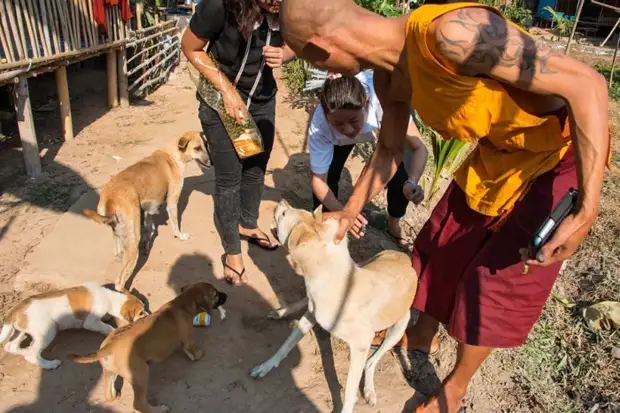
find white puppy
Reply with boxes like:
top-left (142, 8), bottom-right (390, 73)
top-left (0, 282), bottom-right (147, 370)
top-left (250, 200), bottom-right (417, 413)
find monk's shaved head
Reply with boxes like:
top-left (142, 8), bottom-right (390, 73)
top-left (280, 0), bottom-right (408, 73)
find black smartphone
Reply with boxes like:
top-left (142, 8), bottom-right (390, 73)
top-left (527, 188), bottom-right (579, 262)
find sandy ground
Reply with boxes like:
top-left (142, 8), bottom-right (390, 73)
top-left (0, 61), bottom-right (531, 413)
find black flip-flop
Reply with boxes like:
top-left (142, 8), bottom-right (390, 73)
top-left (370, 343), bottom-right (439, 357)
top-left (385, 230), bottom-right (410, 249)
top-left (241, 234), bottom-right (278, 250)
top-left (222, 255), bottom-right (247, 285)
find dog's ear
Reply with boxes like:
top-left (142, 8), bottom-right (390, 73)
top-left (312, 204), bottom-right (323, 222)
top-left (178, 135), bottom-right (191, 152)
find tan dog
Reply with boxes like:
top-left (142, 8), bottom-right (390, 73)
top-left (250, 200), bottom-right (417, 413)
top-left (68, 282), bottom-right (227, 413)
top-left (0, 282), bottom-right (146, 370)
top-left (84, 131), bottom-right (210, 291)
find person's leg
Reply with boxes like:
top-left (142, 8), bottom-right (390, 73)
top-left (418, 344), bottom-right (492, 413)
top-left (238, 97), bottom-right (278, 247)
top-left (312, 144), bottom-right (354, 212)
top-left (386, 162), bottom-right (409, 245)
top-left (198, 104), bottom-right (245, 283)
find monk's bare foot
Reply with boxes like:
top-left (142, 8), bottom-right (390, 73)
top-left (418, 381), bottom-right (467, 413)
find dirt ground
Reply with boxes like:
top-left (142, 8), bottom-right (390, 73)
top-left (0, 48), bottom-right (616, 413)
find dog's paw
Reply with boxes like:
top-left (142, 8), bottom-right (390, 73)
top-left (249, 361), bottom-right (275, 379)
top-left (363, 386), bottom-right (377, 407)
top-left (175, 232), bottom-right (190, 241)
top-left (193, 348), bottom-right (204, 361)
top-left (154, 404), bottom-right (170, 413)
top-left (41, 359), bottom-right (62, 370)
top-left (267, 308), bottom-right (285, 320)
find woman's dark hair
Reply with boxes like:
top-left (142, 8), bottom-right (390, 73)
top-left (226, 0), bottom-right (263, 40)
top-left (319, 75), bottom-right (367, 114)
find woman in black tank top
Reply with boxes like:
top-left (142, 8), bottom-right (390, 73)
top-left (182, 0), bottom-right (295, 285)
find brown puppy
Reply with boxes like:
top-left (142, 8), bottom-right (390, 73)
top-left (68, 282), bottom-right (227, 413)
top-left (84, 131), bottom-right (211, 291)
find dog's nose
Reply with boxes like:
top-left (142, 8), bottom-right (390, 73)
top-left (216, 292), bottom-right (228, 307)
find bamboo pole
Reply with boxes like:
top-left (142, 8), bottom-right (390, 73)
top-left (107, 50), bottom-right (118, 108)
top-left (5, 0), bottom-right (26, 59)
top-left (30, 0), bottom-right (48, 56)
top-left (127, 36), bottom-right (178, 64)
top-left (601, 17), bottom-right (620, 48)
top-left (14, 75), bottom-right (42, 178)
top-left (136, 1), bottom-right (143, 31)
top-left (38, 0), bottom-right (52, 55)
top-left (50, 0), bottom-right (62, 53)
top-left (45, 0), bottom-right (60, 54)
top-left (565, 0), bottom-right (585, 55)
top-left (66, 0), bottom-right (78, 49)
top-left (129, 45), bottom-right (178, 92)
top-left (14, 0), bottom-right (30, 58)
top-left (126, 26), bottom-right (177, 48)
top-left (133, 53), bottom-right (177, 94)
top-left (0, 1), bottom-right (15, 62)
top-left (23, 0), bottom-right (41, 58)
top-left (117, 47), bottom-right (129, 107)
top-left (76, 0), bottom-right (87, 48)
top-left (86, 0), bottom-right (97, 46)
top-left (55, 65), bottom-right (73, 140)
top-left (18, 0), bottom-right (37, 58)
top-left (609, 32), bottom-right (620, 90)
top-left (56, 0), bottom-right (71, 52)
top-left (127, 43), bottom-right (177, 76)
top-left (1, 38), bottom-right (127, 70)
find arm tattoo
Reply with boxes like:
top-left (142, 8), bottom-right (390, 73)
top-left (436, 8), bottom-right (560, 86)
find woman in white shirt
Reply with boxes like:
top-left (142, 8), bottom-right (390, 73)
top-left (308, 71), bottom-right (428, 245)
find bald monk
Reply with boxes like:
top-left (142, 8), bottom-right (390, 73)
top-left (280, 1), bottom-right (610, 412)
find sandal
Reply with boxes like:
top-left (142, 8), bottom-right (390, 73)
top-left (414, 394), bottom-right (466, 413)
top-left (222, 255), bottom-right (248, 286)
top-left (386, 230), bottom-right (409, 249)
top-left (241, 231), bottom-right (278, 250)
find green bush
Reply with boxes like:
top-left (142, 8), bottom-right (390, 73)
top-left (356, 0), bottom-right (403, 16)
top-left (593, 64), bottom-right (620, 101)
top-left (282, 60), bottom-right (307, 94)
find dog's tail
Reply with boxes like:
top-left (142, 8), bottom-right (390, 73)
top-left (0, 323), bottom-right (14, 344)
top-left (83, 208), bottom-right (116, 226)
top-left (67, 350), bottom-right (105, 364)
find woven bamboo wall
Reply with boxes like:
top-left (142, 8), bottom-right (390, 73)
top-left (0, 0), bottom-right (129, 65)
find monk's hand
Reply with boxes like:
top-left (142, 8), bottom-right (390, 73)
top-left (403, 180), bottom-right (424, 205)
top-left (519, 212), bottom-right (596, 267)
top-left (323, 210), bottom-right (368, 244)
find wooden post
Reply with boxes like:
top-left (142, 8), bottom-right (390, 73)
top-left (117, 47), bottom-right (129, 107)
top-left (601, 17), bottom-right (620, 47)
top-left (107, 50), bottom-right (118, 108)
top-left (609, 32), bottom-right (620, 90)
top-left (14, 76), bottom-right (42, 178)
top-left (55, 65), bottom-right (74, 140)
top-left (565, 0), bottom-right (585, 55)
top-left (136, 1), bottom-right (143, 30)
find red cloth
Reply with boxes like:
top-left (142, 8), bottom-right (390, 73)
top-left (93, 0), bottom-right (133, 34)
top-left (411, 116), bottom-right (577, 348)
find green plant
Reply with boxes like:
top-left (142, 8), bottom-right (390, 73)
top-left (594, 64), bottom-right (620, 101)
top-left (544, 6), bottom-right (575, 37)
top-left (500, 0), bottom-right (533, 29)
top-left (356, 0), bottom-right (403, 17)
top-left (282, 60), bottom-right (308, 94)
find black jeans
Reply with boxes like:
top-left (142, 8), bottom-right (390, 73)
top-left (199, 97), bottom-right (275, 255)
top-left (312, 144), bottom-right (409, 218)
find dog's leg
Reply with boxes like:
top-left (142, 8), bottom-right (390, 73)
top-left (129, 361), bottom-right (169, 413)
top-left (166, 187), bottom-right (189, 241)
top-left (363, 311), bottom-right (411, 407)
top-left (267, 298), bottom-right (309, 320)
top-left (250, 312), bottom-right (315, 379)
top-left (83, 315), bottom-right (115, 336)
top-left (178, 322), bottom-right (204, 361)
top-left (342, 334), bottom-right (373, 413)
top-left (114, 233), bottom-right (123, 259)
top-left (116, 219), bottom-right (140, 292)
top-left (103, 369), bottom-right (120, 402)
top-left (24, 328), bottom-right (62, 370)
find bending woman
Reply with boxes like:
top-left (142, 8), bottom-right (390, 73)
top-left (182, 0), bottom-right (295, 285)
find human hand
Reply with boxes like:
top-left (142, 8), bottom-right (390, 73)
top-left (519, 211), bottom-right (596, 267)
top-left (403, 180), bottom-right (424, 205)
top-left (263, 46), bottom-right (284, 69)
top-left (323, 210), bottom-right (368, 244)
top-left (222, 91), bottom-right (248, 125)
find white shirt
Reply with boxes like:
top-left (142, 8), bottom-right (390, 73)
top-left (308, 70), bottom-right (383, 175)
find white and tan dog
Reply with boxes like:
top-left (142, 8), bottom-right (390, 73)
top-left (250, 200), bottom-right (417, 413)
top-left (0, 282), bottom-right (147, 370)
top-left (84, 131), bottom-right (211, 291)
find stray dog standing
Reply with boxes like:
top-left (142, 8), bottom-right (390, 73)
top-left (0, 282), bottom-right (146, 370)
top-left (68, 282), bottom-right (227, 413)
top-left (84, 131), bottom-right (211, 291)
top-left (250, 200), bottom-right (417, 413)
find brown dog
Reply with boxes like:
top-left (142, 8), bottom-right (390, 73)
top-left (68, 282), bottom-right (227, 413)
top-left (84, 131), bottom-right (211, 291)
